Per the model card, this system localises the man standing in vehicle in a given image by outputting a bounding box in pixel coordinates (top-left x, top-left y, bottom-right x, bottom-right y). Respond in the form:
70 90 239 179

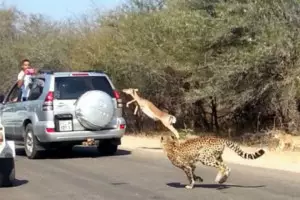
17 59 36 101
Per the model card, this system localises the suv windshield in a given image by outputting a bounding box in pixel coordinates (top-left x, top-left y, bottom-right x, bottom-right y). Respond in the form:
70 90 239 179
54 76 114 100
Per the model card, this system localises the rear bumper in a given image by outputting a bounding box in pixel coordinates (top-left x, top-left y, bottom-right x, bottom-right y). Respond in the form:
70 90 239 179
37 129 125 143
34 119 126 143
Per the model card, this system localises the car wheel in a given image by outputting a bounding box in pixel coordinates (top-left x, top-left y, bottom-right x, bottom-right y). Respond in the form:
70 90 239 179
24 124 41 159
97 140 118 156
0 157 15 187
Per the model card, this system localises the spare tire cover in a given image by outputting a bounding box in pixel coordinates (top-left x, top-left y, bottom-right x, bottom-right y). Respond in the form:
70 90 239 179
75 90 114 130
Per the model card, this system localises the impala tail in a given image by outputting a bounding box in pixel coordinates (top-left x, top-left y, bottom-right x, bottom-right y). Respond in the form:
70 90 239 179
169 115 177 124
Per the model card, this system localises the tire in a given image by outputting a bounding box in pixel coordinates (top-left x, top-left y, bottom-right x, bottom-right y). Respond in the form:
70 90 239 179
75 90 114 130
97 140 118 156
24 124 41 159
0 157 15 187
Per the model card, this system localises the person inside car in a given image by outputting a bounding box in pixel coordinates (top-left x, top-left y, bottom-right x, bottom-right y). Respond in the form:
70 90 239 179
16 59 36 102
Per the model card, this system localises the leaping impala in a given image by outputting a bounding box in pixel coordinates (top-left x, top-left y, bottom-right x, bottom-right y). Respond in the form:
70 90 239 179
122 88 180 139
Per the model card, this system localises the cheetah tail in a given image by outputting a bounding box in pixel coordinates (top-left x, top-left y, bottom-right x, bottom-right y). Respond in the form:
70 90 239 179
225 140 265 159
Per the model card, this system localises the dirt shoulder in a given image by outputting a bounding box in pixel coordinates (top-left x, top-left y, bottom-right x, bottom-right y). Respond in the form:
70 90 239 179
120 135 300 173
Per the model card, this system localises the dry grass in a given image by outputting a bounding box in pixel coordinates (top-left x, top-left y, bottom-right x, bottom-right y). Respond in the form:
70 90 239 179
121 134 300 173
125 128 300 152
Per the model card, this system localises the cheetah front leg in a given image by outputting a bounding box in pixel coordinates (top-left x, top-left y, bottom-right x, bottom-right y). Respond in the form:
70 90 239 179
182 166 195 189
199 155 231 184
191 164 203 183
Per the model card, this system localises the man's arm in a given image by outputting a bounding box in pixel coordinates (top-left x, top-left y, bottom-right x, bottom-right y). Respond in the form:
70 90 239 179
17 71 24 88
17 80 23 88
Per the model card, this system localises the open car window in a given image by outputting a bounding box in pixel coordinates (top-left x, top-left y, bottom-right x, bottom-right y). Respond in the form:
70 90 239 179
4 83 20 103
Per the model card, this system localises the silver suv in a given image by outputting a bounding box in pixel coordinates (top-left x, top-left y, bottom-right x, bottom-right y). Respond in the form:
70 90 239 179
0 70 126 159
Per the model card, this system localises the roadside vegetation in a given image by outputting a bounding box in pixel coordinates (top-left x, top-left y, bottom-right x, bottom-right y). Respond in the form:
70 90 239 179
1 0 300 140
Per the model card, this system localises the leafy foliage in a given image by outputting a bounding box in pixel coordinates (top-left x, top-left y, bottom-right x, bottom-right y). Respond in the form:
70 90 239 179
1 0 300 135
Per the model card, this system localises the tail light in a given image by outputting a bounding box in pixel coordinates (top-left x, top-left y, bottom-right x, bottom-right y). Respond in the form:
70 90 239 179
113 90 123 108
45 128 55 133
113 90 120 99
119 124 126 129
0 131 3 143
42 91 54 111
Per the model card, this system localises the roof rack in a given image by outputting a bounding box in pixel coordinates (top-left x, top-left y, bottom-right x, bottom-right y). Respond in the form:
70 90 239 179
38 69 54 74
80 70 104 73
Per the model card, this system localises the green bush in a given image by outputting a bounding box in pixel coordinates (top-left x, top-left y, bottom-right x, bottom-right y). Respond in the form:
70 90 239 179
1 0 300 135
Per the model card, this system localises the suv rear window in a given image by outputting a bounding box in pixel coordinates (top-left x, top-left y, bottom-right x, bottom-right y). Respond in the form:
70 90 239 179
54 76 114 100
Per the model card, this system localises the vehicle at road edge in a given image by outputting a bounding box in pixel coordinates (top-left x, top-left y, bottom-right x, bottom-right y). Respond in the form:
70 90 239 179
0 122 16 187
0 69 126 159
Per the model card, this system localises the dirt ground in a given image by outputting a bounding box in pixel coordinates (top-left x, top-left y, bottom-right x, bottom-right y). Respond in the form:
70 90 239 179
120 135 300 173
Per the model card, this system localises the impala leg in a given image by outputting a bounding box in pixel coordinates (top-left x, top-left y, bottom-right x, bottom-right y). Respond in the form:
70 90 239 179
133 105 139 115
168 125 180 139
162 122 180 139
126 99 136 107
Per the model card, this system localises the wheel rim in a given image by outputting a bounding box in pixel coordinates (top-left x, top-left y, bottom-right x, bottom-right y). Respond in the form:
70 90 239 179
26 131 34 153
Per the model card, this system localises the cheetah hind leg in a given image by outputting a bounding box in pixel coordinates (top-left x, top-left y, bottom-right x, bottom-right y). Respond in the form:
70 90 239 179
215 168 231 184
215 155 231 184
191 164 203 182
200 155 231 184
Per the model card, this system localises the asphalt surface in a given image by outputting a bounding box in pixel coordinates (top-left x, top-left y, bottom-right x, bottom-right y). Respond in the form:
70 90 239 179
0 146 299 200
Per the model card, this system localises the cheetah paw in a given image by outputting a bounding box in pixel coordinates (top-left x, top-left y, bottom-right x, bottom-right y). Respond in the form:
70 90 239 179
195 176 203 182
215 169 231 184
215 172 223 183
185 185 194 189
217 174 228 184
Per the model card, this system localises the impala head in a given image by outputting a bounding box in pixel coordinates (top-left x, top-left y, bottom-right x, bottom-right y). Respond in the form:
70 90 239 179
122 88 139 97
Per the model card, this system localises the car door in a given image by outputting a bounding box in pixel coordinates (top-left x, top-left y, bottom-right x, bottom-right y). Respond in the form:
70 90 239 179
14 77 44 139
13 100 28 140
0 83 20 139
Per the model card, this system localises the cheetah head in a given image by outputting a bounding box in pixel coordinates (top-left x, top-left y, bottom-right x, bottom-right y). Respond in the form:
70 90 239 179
160 135 177 144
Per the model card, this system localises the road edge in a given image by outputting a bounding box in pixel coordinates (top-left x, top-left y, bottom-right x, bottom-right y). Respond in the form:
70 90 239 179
120 135 300 174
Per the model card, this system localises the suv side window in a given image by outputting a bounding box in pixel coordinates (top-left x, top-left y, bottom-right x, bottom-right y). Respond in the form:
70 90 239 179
27 78 45 101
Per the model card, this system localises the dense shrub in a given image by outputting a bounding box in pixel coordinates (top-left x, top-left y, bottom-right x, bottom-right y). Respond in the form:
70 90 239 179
1 0 300 135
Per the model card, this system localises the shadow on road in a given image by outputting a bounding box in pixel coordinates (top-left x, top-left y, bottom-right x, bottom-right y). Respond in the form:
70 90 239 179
0 179 29 188
12 179 29 187
15 146 131 159
167 182 265 190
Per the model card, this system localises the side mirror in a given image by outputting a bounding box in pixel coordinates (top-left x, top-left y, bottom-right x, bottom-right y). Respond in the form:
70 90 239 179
0 94 4 104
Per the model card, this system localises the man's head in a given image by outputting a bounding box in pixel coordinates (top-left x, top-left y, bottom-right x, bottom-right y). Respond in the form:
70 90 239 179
20 59 31 70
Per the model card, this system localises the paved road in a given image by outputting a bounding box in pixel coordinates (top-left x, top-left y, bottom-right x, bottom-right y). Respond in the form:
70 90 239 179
0 146 299 200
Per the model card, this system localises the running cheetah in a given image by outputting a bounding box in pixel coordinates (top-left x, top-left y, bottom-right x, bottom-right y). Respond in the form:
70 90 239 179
160 135 265 189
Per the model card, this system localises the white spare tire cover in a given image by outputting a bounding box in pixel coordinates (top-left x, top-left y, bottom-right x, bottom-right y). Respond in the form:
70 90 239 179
75 90 114 130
